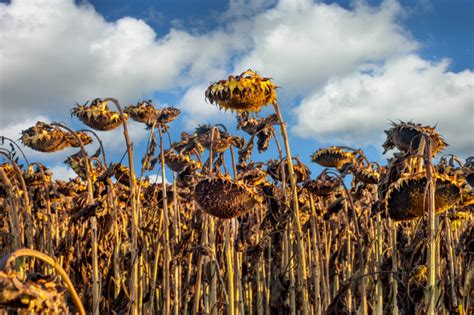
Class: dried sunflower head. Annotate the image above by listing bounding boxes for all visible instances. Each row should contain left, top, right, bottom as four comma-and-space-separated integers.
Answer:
24, 164, 52, 187
463, 156, 474, 188
238, 140, 254, 165
195, 174, 264, 219
351, 162, 381, 184
267, 157, 310, 183
0, 163, 15, 178
195, 124, 235, 153
236, 162, 268, 186
20, 122, 69, 153
63, 150, 104, 181
65, 131, 93, 147
311, 146, 355, 170
237, 111, 259, 134
385, 173, 461, 221
304, 171, 341, 196
71, 98, 127, 131
111, 163, 133, 186
164, 149, 202, 173
156, 107, 181, 124
382, 121, 447, 156
56, 178, 86, 197
124, 101, 157, 126
205, 69, 277, 112
0, 271, 68, 313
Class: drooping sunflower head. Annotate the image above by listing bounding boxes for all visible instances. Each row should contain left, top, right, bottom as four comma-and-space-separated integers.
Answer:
164, 149, 202, 173
303, 171, 341, 196
65, 131, 93, 147
124, 101, 157, 126
385, 173, 461, 221
0, 163, 15, 178
111, 163, 133, 186
24, 164, 52, 186
20, 122, 69, 153
71, 98, 127, 131
382, 121, 447, 156
463, 156, 474, 188
156, 107, 181, 124
351, 162, 381, 184
205, 69, 277, 112
195, 124, 236, 153
236, 162, 268, 187
195, 174, 264, 219
267, 157, 310, 183
311, 146, 355, 170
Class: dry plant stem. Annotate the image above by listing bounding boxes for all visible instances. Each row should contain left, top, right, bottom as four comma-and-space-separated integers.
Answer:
272, 102, 308, 315
0, 167, 20, 249
225, 222, 236, 315
0, 248, 86, 315
389, 220, 399, 315
91, 217, 100, 315
136, 124, 157, 314
80, 129, 108, 165
51, 123, 93, 202
36, 165, 53, 259
158, 127, 171, 315
344, 203, 353, 313
423, 137, 437, 315
51, 123, 98, 313
203, 222, 210, 315
103, 98, 139, 315
0, 136, 30, 165
172, 175, 180, 315
149, 214, 164, 313
375, 213, 384, 315
209, 217, 218, 315
444, 215, 457, 311
309, 194, 321, 315
193, 215, 207, 315
0, 152, 33, 248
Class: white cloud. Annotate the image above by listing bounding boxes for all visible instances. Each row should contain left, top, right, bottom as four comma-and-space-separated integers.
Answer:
1, 0, 472, 158
293, 55, 474, 157
49, 165, 77, 181
233, 0, 418, 95
0, 0, 241, 126
178, 84, 234, 130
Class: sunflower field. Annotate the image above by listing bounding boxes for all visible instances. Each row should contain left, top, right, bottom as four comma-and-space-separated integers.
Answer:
0, 70, 472, 314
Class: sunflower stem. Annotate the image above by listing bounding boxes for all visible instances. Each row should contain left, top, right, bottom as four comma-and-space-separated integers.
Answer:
272, 102, 309, 315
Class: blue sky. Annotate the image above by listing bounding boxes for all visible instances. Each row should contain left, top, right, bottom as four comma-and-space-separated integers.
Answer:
0, 0, 472, 180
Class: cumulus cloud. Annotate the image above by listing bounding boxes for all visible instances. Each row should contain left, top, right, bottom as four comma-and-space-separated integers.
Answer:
0, 0, 242, 126
1, 0, 472, 158
49, 165, 77, 181
233, 0, 418, 95
293, 55, 474, 157
178, 84, 234, 129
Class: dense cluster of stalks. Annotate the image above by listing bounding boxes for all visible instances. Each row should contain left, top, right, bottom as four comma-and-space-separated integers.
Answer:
0, 70, 473, 314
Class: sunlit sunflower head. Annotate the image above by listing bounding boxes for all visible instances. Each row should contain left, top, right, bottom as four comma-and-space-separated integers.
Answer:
205, 69, 277, 113
71, 98, 128, 131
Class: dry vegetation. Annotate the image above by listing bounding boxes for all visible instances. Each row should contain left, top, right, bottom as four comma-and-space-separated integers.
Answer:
0, 70, 473, 314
